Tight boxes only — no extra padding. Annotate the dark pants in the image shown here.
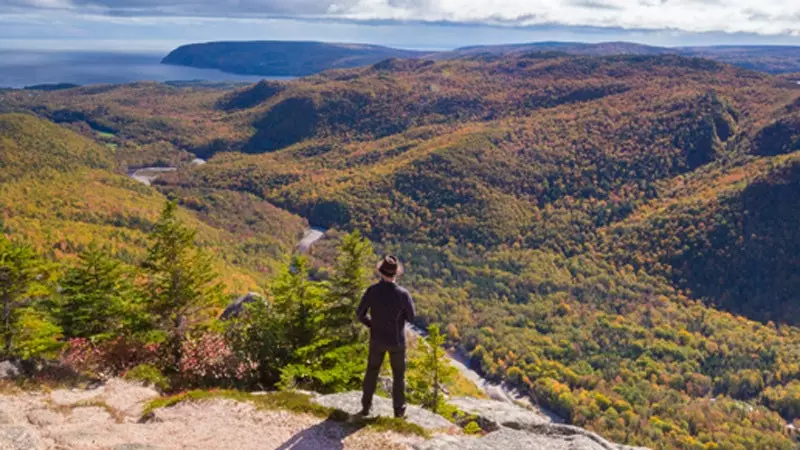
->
[362,340,406,412]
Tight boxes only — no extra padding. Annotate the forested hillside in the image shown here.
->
[0,113,306,290]
[162,41,426,76]
[1,53,800,449]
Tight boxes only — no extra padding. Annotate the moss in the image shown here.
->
[141,390,430,437]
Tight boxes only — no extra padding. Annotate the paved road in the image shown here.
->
[129,167,177,186]
[297,228,326,253]
[128,158,206,186]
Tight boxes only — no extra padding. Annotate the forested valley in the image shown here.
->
[1,52,799,449]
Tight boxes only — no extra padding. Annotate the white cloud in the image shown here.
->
[1,0,799,35]
[327,0,800,35]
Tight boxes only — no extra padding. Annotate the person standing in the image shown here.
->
[356,255,415,418]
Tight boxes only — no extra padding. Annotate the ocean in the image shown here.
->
[0,50,275,88]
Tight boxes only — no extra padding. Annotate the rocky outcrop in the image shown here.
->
[0,379,645,449]
[448,397,550,428]
[0,360,21,379]
[420,398,647,450]
[415,427,644,450]
[0,380,422,449]
[313,392,456,432]
[220,292,263,320]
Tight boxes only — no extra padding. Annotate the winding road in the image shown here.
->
[297,228,327,253]
[128,158,206,186]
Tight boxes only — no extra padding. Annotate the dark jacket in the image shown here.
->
[356,280,415,347]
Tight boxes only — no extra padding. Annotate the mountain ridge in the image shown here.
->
[162,40,427,77]
[162,40,800,76]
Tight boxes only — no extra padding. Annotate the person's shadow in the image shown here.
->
[275,416,367,450]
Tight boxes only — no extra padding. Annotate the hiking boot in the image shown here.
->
[394,407,406,419]
[357,407,371,417]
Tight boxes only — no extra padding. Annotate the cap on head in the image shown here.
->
[377,255,403,278]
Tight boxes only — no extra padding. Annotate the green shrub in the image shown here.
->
[464,421,482,435]
[124,364,169,391]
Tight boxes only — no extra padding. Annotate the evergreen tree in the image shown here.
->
[143,201,224,369]
[279,233,373,392]
[326,230,374,341]
[408,325,456,413]
[58,244,134,341]
[270,255,325,350]
[226,297,290,387]
[0,235,59,359]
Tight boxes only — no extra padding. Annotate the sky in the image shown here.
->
[1,0,800,51]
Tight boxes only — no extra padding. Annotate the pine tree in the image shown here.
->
[408,324,457,413]
[226,296,290,387]
[0,235,59,359]
[280,232,374,392]
[58,244,134,341]
[326,231,373,338]
[270,255,325,351]
[143,201,224,369]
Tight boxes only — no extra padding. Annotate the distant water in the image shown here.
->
[0,50,281,88]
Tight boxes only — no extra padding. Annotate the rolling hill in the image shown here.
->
[162,41,426,77]
[2,52,800,448]
[0,113,307,291]
[161,40,800,76]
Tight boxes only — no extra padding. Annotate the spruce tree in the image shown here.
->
[143,201,224,369]
[326,230,374,341]
[0,235,58,359]
[270,255,325,350]
[408,324,457,413]
[58,244,133,341]
[279,232,373,392]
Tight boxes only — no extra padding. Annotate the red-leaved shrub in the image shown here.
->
[60,337,161,377]
[177,333,256,388]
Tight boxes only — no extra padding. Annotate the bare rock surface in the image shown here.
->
[0,426,42,450]
[0,361,21,379]
[415,428,642,450]
[448,397,550,429]
[0,380,645,450]
[0,380,425,449]
[313,392,456,431]
[441,398,646,450]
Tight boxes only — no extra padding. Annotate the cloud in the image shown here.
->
[1,0,799,35]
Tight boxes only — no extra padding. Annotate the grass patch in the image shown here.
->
[141,390,429,437]
[359,416,429,437]
[448,372,487,399]
[73,399,126,423]
[0,380,22,395]
[124,364,169,392]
